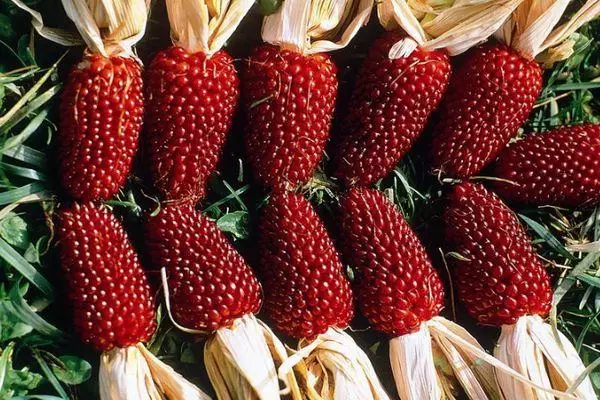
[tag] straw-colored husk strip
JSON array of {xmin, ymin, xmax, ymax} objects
[
  {"xmin": 278, "ymin": 328, "xmax": 390, "ymax": 400},
  {"xmin": 495, "ymin": 315, "xmax": 596, "ymax": 400},
  {"xmin": 166, "ymin": 0, "xmax": 254, "ymax": 55},
  {"xmin": 496, "ymin": 0, "xmax": 600, "ymax": 62},
  {"xmin": 261, "ymin": 0, "xmax": 374, "ymax": 54},
  {"xmin": 389, "ymin": 316, "xmax": 500, "ymax": 400},
  {"xmin": 378, "ymin": 0, "xmax": 522, "ymax": 57},
  {"xmin": 204, "ymin": 314, "xmax": 301, "ymax": 400},
  {"xmin": 99, "ymin": 344, "xmax": 211, "ymax": 400}
]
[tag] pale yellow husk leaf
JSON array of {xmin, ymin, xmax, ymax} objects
[
  {"xmin": 261, "ymin": 0, "xmax": 373, "ymax": 54},
  {"xmin": 494, "ymin": 315, "xmax": 596, "ymax": 400},
  {"xmin": 377, "ymin": 0, "xmax": 521, "ymax": 57},
  {"xmin": 166, "ymin": 0, "xmax": 254, "ymax": 55},
  {"xmin": 277, "ymin": 328, "xmax": 390, "ymax": 400},
  {"xmin": 99, "ymin": 344, "xmax": 211, "ymax": 400},
  {"xmin": 204, "ymin": 314, "xmax": 301, "ymax": 400},
  {"xmin": 496, "ymin": 0, "xmax": 600, "ymax": 62}
]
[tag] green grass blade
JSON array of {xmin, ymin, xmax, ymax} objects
[
  {"xmin": 549, "ymin": 81, "xmax": 600, "ymax": 91},
  {"xmin": 0, "ymin": 238, "xmax": 54, "ymax": 298},
  {"xmin": 519, "ymin": 214, "xmax": 575, "ymax": 260},
  {"xmin": 0, "ymin": 183, "xmax": 47, "ymax": 206},
  {"xmin": 2, "ymin": 108, "xmax": 50, "ymax": 152},
  {"xmin": 32, "ymin": 351, "xmax": 69, "ymax": 400},
  {"xmin": 0, "ymin": 162, "xmax": 47, "ymax": 181},
  {"xmin": 554, "ymin": 252, "xmax": 600, "ymax": 306},
  {"xmin": 0, "ymin": 286, "xmax": 62, "ymax": 337},
  {"xmin": 1, "ymin": 85, "xmax": 60, "ymax": 134},
  {"xmin": 3, "ymin": 145, "xmax": 47, "ymax": 168}
]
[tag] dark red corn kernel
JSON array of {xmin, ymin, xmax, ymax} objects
[
  {"xmin": 59, "ymin": 55, "xmax": 144, "ymax": 201},
  {"xmin": 257, "ymin": 191, "xmax": 353, "ymax": 339},
  {"xmin": 145, "ymin": 205, "xmax": 261, "ymax": 332},
  {"xmin": 335, "ymin": 32, "xmax": 451, "ymax": 186},
  {"xmin": 243, "ymin": 44, "xmax": 338, "ymax": 189},
  {"xmin": 492, "ymin": 124, "xmax": 600, "ymax": 207},
  {"xmin": 57, "ymin": 203, "xmax": 156, "ymax": 351},
  {"xmin": 145, "ymin": 47, "xmax": 239, "ymax": 204},
  {"xmin": 442, "ymin": 183, "xmax": 552, "ymax": 326},
  {"xmin": 339, "ymin": 188, "xmax": 444, "ymax": 337},
  {"xmin": 430, "ymin": 43, "xmax": 543, "ymax": 178}
]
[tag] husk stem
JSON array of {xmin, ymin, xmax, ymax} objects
[
  {"xmin": 261, "ymin": 0, "xmax": 373, "ymax": 54},
  {"xmin": 496, "ymin": 0, "xmax": 600, "ymax": 64},
  {"xmin": 494, "ymin": 315, "xmax": 596, "ymax": 400},
  {"xmin": 377, "ymin": 0, "xmax": 522, "ymax": 57},
  {"xmin": 166, "ymin": 0, "xmax": 254, "ymax": 56},
  {"xmin": 99, "ymin": 343, "xmax": 211, "ymax": 400},
  {"xmin": 278, "ymin": 327, "xmax": 390, "ymax": 400},
  {"xmin": 204, "ymin": 314, "xmax": 301, "ymax": 400}
]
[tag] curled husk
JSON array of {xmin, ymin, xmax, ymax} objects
[
  {"xmin": 11, "ymin": 0, "xmax": 148, "ymax": 57},
  {"xmin": 204, "ymin": 314, "xmax": 301, "ymax": 400},
  {"xmin": 166, "ymin": 0, "xmax": 254, "ymax": 55},
  {"xmin": 279, "ymin": 328, "xmax": 390, "ymax": 400},
  {"xmin": 495, "ymin": 315, "xmax": 595, "ymax": 400},
  {"xmin": 261, "ymin": 0, "xmax": 374, "ymax": 54},
  {"xmin": 99, "ymin": 343, "xmax": 211, "ymax": 400},
  {"xmin": 496, "ymin": 0, "xmax": 600, "ymax": 64},
  {"xmin": 377, "ymin": 0, "xmax": 522, "ymax": 57},
  {"xmin": 389, "ymin": 316, "xmax": 500, "ymax": 400}
]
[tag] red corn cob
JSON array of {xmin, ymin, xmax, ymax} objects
[
  {"xmin": 59, "ymin": 55, "xmax": 144, "ymax": 201},
  {"xmin": 144, "ymin": 47, "xmax": 239, "ymax": 204},
  {"xmin": 57, "ymin": 202, "xmax": 156, "ymax": 351},
  {"xmin": 334, "ymin": 32, "xmax": 451, "ymax": 186},
  {"xmin": 243, "ymin": 45, "xmax": 338, "ymax": 189},
  {"xmin": 339, "ymin": 187, "xmax": 444, "ymax": 336},
  {"xmin": 144, "ymin": 204, "xmax": 261, "ymax": 331},
  {"xmin": 442, "ymin": 183, "xmax": 552, "ymax": 326},
  {"xmin": 257, "ymin": 190, "xmax": 353, "ymax": 339},
  {"xmin": 429, "ymin": 43, "xmax": 542, "ymax": 178},
  {"xmin": 492, "ymin": 124, "xmax": 600, "ymax": 207}
]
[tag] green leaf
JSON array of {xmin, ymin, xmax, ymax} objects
[
  {"xmin": 549, "ymin": 81, "xmax": 600, "ymax": 91},
  {"xmin": 0, "ymin": 306, "xmax": 32, "ymax": 341},
  {"xmin": 0, "ymin": 213, "xmax": 28, "ymax": 249},
  {"xmin": 32, "ymin": 351, "xmax": 68, "ymax": 400},
  {"xmin": 257, "ymin": 0, "xmax": 282, "ymax": 15},
  {"xmin": 0, "ymin": 162, "xmax": 47, "ymax": 182},
  {"xmin": 23, "ymin": 244, "xmax": 38, "ymax": 265},
  {"xmin": 519, "ymin": 214, "xmax": 575, "ymax": 260},
  {"xmin": 0, "ymin": 14, "xmax": 16, "ymax": 40},
  {"xmin": 0, "ymin": 238, "xmax": 53, "ymax": 298},
  {"xmin": 16, "ymin": 36, "xmax": 34, "ymax": 66},
  {"xmin": 2, "ymin": 146, "xmax": 47, "ymax": 169},
  {"xmin": 0, "ymin": 183, "xmax": 47, "ymax": 206},
  {"xmin": 0, "ymin": 343, "xmax": 42, "ymax": 399},
  {"xmin": 216, "ymin": 211, "xmax": 249, "ymax": 239},
  {"xmin": 1, "ymin": 283, "xmax": 61, "ymax": 338},
  {"xmin": 50, "ymin": 356, "xmax": 91, "ymax": 385}
]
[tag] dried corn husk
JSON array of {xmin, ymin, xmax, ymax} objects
[
  {"xmin": 11, "ymin": 0, "xmax": 148, "ymax": 57},
  {"xmin": 99, "ymin": 344, "xmax": 211, "ymax": 400},
  {"xmin": 377, "ymin": 0, "xmax": 522, "ymax": 57},
  {"xmin": 278, "ymin": 328, "xmax": 390, "ymax": 400},
  {"xmin": 166, "ymin": 0, "xmax": 254, "ymax": 55},
  {"xmin": 261, "ymin": 0, "xmax": 374, "ymax": 54},
  {"xmin": 204, "ymin": 314, "xmax": 301, "ymax": 400},
  {"xmin": 495, "ymin": 315, "xmax": 596, "ymax": 400},
  {"xmin": 496, "ymin": 0, "xmax": 600, "ymax": 63}
]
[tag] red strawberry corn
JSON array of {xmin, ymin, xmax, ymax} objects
[
  {"xmin": 492, "ymin": 124, "xmax": 600, "ymax": 207},
  {"xmin": 340, "ymin": 188, "xmax": 499, "ymax": 399},
  {"xmin": 144, "ymin": 0, "xmax": 253, "ymax": 204},
  {"xmin": 443, "ymin": 183, "xmax": 595, "ymax": 398},
  {"xmin": 58, "ymin": 0, "xmax": 147, "ymax": 201},
  {"xmin": 333, "ymin": 0, "xmax": 521, "ymax": 186},
  {"xmin": 258, "ymin": 191, "xmax": 389, "ymax": 399},
  {"xmin": 243, "ymin": 0, "xmax": 372, "ymax": 190},
  {"xmin": 145, "ymin": 204, "xmax": 298, "ymax": 399},
  {"xmin": 57, "ymin": 203, "xmax": 207, "ymax": 400},
  {"xmin": 429, "ymin": 1, "xmax": 600, "ymax": 178}
]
